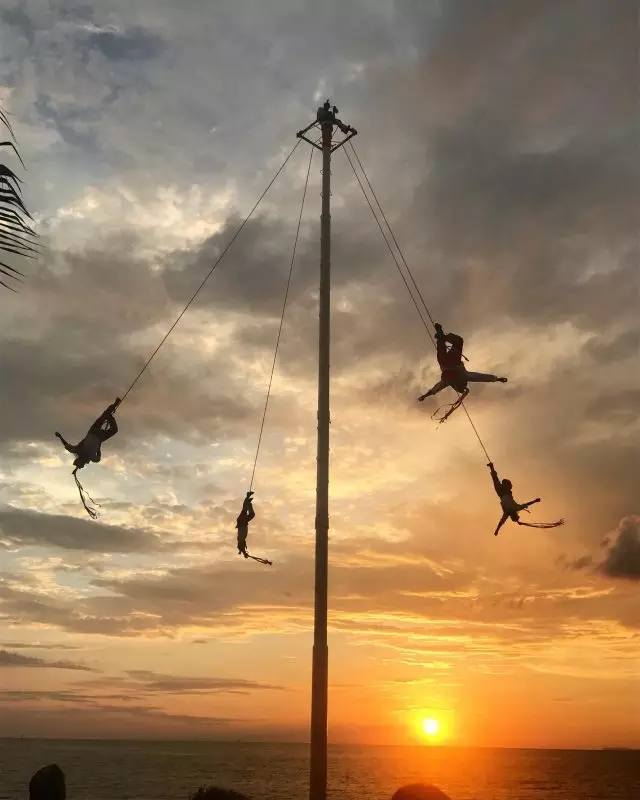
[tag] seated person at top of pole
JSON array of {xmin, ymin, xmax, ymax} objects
[
  {"xmin": 55, "ymin": 398, "xmax": 121, "ymax": 473},
  {"xmin": 316, "ymin": 99, "xmax": 355, "ymax": 134},
  {"xmin": 418, "ymin": 323, "xmax": 507, "ymax": 402}
]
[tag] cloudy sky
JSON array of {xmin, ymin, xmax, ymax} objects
[{"xmin": 0, "ymin": 0, "xmax": 638, "ymax": 748}]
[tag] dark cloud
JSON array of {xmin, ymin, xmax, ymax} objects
[
  {"xmin": 0, "ymin": 692, "xmax": 237, "ymax": 740},
  {"xmin": 0, "ymin": 234, "xmax": 270, "ymax": 451},
  {"xmin": 585, "ymin": 328, "xmax": 640, "ymax": 366},
  {"xmin": 87, "ymin": 27, "xmax": 166, "ymax": 62},
  {"xmin": 0, "ymin": 640, "xmax": 79, "ymax": 650},
  {"xmin": 599, "ymin": 516, "xmax": 640, "ymax": 581},
  {"xmin": 2, "ymin": 523, "xmax": 638, "ymax": 640},
  {"xmin": 0, "ymin": 689, "xmax": 138, "ymax": 703},
  {"xmin": 0, "ymin": 5, "xmax": 35, "ymax": 46},
  {"xmin": 568, "ymin": 555, "xmax": 594, "ymax": 572},
  {"xmin": 395, "ymin": 0, "xmax": 639, "ymax": 338},
  {"xmin": 585, "ymin": 390, "xmax": 640, "ymax": 423},
  {"xmin": 0, "ymin": 648, "xmax": 94, "ymax": 671},
  {"xmin": 115, "ymin": 669, "xmax": 286, "ymax": 694},
  {"xmin": 0, "ymin": 507, "xmax": 164, "ymax": 553}
]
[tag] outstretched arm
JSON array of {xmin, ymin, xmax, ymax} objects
[
  {"xmin": 98, "ymin": 397, "xmax": 121, "ymax": 422},
  {"xmin": 487, "ymin": 463, "xmax": 502, "ymax": 497},
  {"xmin": 519, "ymin": 498, "xmax": 541, "ymax": 510}
]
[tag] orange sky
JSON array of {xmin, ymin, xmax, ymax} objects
[{"xmin": 0, "ymin": 0, "xmax": 638, "ymax": 749}]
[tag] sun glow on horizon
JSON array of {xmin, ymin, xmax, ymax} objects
[{"xmin": 422, "ymin": 717, "xmax": 440, "ymax": 738}]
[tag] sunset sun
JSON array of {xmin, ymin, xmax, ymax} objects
[{"xmin": 422, "ymin": 718, "xmax": 440, "ymax": 737}]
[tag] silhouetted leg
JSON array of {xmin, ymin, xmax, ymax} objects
[
  {"xmin": 237, "ymin": 526, "xmax": 249, "ymax": 557},
  {"xmin": 55, "ymin": 432, "xmax": 79, "ymax": 455},
  {"xmin": 494, "ymin": 512, "xmax": 509, "ymax": 536},
  {"xmin": 419, "ymin": 379, "xmax": 448, "ymax": 401},
  {"xmin": 465, "ymin": 371, "xmax": 506, "ymax": 383}
]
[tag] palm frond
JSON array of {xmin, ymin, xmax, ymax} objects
[{"xmin": 0, "ymin": 112, "xmax": 38, "ymax": 291}]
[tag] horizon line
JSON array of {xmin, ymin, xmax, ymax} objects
[{"xmin": 0, "ymin": 737, "xmax": 636, "ymax": 752}]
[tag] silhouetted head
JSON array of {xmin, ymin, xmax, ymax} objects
[
  {"xmin": 501, "ymin": 478, "xmax": 512, "ymax": 491},
  {"xmin": 190, "ymin": 788, "xmax": 251, "ymax": 800},
  {"xmin": 29, "ymin": 764, "xmax": 66, "ymax": 800},
  {"xmin": 391, "ymin": 784, "xmax": 451, "ymax": 800}
]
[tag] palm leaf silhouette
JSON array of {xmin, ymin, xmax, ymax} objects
[{"xmin": 0, "ymin": 108, "xmax": 38, "ymax": 291}]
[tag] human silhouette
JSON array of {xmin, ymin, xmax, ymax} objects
[
  {"xmin": 190, "ymin": 787, "xmax": 251, "ymax": 800},
  {"xmin": 487, "ymin": 462, "xmax": 563, "ymax": 535},
  {"xmin": 56, "ymin": 398, "xmax": 121, "ymax": 472},
  {"xmin": 29, "ymin": 765, "xmax": 66, "ymax": 800},
  {"xmin": 419, "ymin": 323, "xmax": 506, "ymax": 403},
  {"xmin": 316, "ymin": 99, "xmax": 355, "ymax": 135},
  {"xmin": 391, "ymin": 784, "xmax": 451, "ymax": 800},
  {"xmin": 236, "ymin": 491, "xmax": 256, "ymax": 558},
  {"xmin": 235, "ymin": 491, "xmax": 272, "ymax": 566}
]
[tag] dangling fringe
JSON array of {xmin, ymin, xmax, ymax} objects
[
  {"xmin": 519, "ymin": 519, "xmax": 565, "ymax": 529},
  {"xmin": 73, "ymin": 470, "xmax": 100, "ymax": 519},
  {"xmin": 246, "ymin": 552, "xmax": 273, "ymax": 566},
  {"xmin": 432, "ymin": 394, "xmax": 466, "ymax": 425}
]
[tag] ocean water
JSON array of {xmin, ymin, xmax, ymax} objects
[{"xmin": 0, "ymin": 739, "xmax": 638, "ymax": 800}]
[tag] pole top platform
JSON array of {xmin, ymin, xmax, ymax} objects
[{"xmin": 296, "ymin": 100, "xmax": 357, "ymax": 152}]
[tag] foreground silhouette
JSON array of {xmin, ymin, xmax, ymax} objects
[
  {"xmin": 27, "ymin": 766, "xmax": 453, "ymax": 800},
  {"xmin": 0, "ymin": 105, "xmax": 39, "ymax": 291},
  {"xmin": 191, "ymin": 788, "xmax": 251, "ymax": 800},
  {"xmin": 392, "ymin": 785, "xmax": 451, "ymax": 800},
  {"xmin": 29, "ymin": 764, "xmax": 65, "ymax": 800}
]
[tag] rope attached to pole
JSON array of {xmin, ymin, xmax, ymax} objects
[
  {"xmin": 249, "ymin": 147, "xmax": 314, "ymax": 491},
  {"xmin": 348, "ymin": 143, "xmax": 437, "ymax": 329},
  {"xmin": 119, "ymin": 139, "xmax": 303, "ymax": 406},
  {"xmin": 344, "ymin": 143, "xmax": 493, "ymax": 463},
  {"xmin": 342, "ymin": 147, "xmax": 435, "ymax": 347}
]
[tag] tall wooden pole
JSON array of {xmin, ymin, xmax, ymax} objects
[
  {"xmin": 309, "ymin": 117, "xmax": 332, "ymax": 800},
  {"xmin": 296, "ymin": 102, "xmax": 356, "ymax": 800}
]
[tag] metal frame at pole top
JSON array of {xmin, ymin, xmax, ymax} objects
[{"xmin": 296, "ymin": 101, "xmax": 357, "ymax": 800}]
